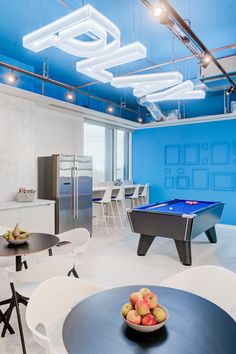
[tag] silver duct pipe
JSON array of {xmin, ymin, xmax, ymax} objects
[{"xmin": 137, "ymin": 96, "xmax": 165, "ymax": 121}]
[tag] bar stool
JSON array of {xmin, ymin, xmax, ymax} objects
[
  {"xmin": 125, "ymin": 184, "xmax": 141, "ymax": 208},
  {"xmin": 139, "ymin": 183, "xmax": 149, "ymax": 205},
  {"xmin": 111, "ymin": 186, "xmax": 126, "ymax": 227},
  {"xmin": 93, "ymin": 186, "xmax": 116, "ymax": 234}
]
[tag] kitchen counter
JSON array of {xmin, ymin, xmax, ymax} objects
[{"xmin": 0, "ymin": 199, "xmax": 55, "ymax": 211}]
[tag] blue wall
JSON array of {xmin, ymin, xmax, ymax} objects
[{"xmin": 132, "ymin": 119, "xmax": 236, "ymax": 225}]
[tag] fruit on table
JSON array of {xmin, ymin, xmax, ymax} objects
[
  {"xmin": 122, "ymin": 288, "xmax": 167, "ymax": 327},
  {"xmin": 129, "ymin": 291, "xmax": 143, "ymax": 306},
  {"xmin": 152, "ymin": 307, "xmax": 167, "ymax": 323},
  {"xmin": 136, "ymin": 299, "xmax": 150, "ymax": 316},
  {"xmin": 3, "ymin": 224, "xmax": 29, "ymax": 241},
  {"xmin": 144, "ymin": 291, "xmax": 158, "ymax": 309},
  {"xmin": 13, "ymin": 223, "xmax": 20, "ymax": 238},
  {"xmin": 126, "ymin": 310, "xmax": 141, "ymax": 325},
  {"xmin": 139, "ymin": 287, "xmax": 151, "ymax": 297},
  {"xmin": 141, "ymin": 313, "xmax": 157, "ymax": 326},
  {"xmin": 121, "ymin": 303, "xmax": 133, "ymax": 317}
]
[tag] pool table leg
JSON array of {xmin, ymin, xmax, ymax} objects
[
  {"xmin": 137, "ymin": 234, "xmax": 155, "ymax": 256},
  {"xmin": 205, "ymin": 226, "xmax": 217, "ymax": 243},
  {"xmin": 174, "ymin": 240, "xmax": 192, "ymax": 266}
]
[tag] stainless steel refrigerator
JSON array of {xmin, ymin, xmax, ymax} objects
[{"xmin": 38, "ymin": 154, "xmax": 92, "ymax": 234}]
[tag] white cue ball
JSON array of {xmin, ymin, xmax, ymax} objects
[{"xmin": 169, "ymin": 207, "xmax": 173, "ymax": 210}]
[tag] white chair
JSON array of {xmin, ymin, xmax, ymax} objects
[
  {"xmin": 160, "ymin": 265, "xmax": 236, "ymax": 320},
  {"xmin": 54, "ymin": 228, "xmax": 90, "ymax": 277},
  {"xmin": 125, "ymin": 184, "xmax": 141, "ymax": 208},
  {"xmin": 93, "ymin": 186, "xmax": 116, "ymax": 234},
  {"xmin": 2, "ymin": 255, "xmax": 77, "ymax": 352},
  {"xmin": 139, "ymin": 183, "xmax": 149, "ymax": 205},
  {"xmin": 26, "ymin": 276, "xmax": 105, "ymax": 354},
  {"xmin": 111, "ymin": 186, "xmax": 126, "ymax": 227}
]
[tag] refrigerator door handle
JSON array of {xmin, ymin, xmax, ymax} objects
[
  {"xmin": 76, "ymin": 167, "xmax": 79, "ymax": 219},
  {"xmin": 72, "ymin": 167, "xmax": 76, "ymax": 219}
]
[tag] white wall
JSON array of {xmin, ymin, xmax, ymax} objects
[
  {"xmin": 0, "ymin": 92, "xmax": 84, "ymax": 202},
  {"xmin": 35, "ymin": 106, "xmax": 83, "ymax": 156}
]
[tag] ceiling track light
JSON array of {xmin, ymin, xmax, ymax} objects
[
  {"xmin": 5, "ymin": 70, "xmax": 17, "ymax": 84},
  {"xmin": 65, "ymin": 91, "xmax": 75, "ymax": 102},
  {"xmin": 138, "ymin": 117, "xmax": 143, "ymax": 123},
  {"xmin": 106, "ymin": 104, "xmax": 114, "ymax": 113},
  {"xmin": 142, "ymin": 0, "xmax": 236, "ymax": 90},
  {"xmin": 226, "ymin": 86, "xmax": 236, "ymax": 96}
]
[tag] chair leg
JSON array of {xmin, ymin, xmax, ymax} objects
[
  {"xmin": 68, "ymin": 267, "xmax": 79, "ymax": 278},
  {"xmin": 110, "ymin": 202, "xmax": 117, "ymax": 228},
  {"xmin": 10, "ymin": 283, "xmax": 27, "ymax": 354},
  {"xmin": 116, "ymin": 200, "xmax": 123, "ymax": 228},
  {"xmin": 0, "ymin": 308, "xmax": 15, "ymax": 335},
  {"xmin": 101, "ymin": 203, "xmax": 108, "ymax": 234},
  {"xmin": 1, "ymin": 297, "xmax": 15, "ymax": 337}
]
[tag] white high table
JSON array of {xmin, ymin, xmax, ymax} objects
[
  {"xmin": 92, "ymin": 184, "xmax": 149, "ymax": 205},
  {"xmin": 93, "ymin": 184, "xmax": 146, "ymax": 192}
]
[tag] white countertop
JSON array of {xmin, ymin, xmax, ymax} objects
[
  {"xmin": 0, "ymin": 199, "xmax": 55, "ymax": 211},
  {"xmin": 93, "ymin": 184, "xmax": 146, "ymax": 192}
]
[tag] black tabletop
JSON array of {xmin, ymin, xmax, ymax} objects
[
  {"xmin": 63, "ymin": 285, "xmax": 236, "ymax": 354},
  {"xmin": 0, "ymin": 233, "xmax": 59, "ymax": 257}
]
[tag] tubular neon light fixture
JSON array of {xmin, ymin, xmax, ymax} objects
[
  {"xmin": 146, "ymin": 80, "xmax": 205, "ymax": 102},
  {"xmin": 23, "ymin": 4, "xmax": 147, "ymax": 83},
  {"xmin": 77, "ymin": 42, "xmax": 146, "ymax": 83},
  {"xmin": 111, "ymin": 71, "xmax": 183, "ymax": 97},
  {"xmin": 23, "ymin": 4, "xmax": 120, "ymax": 56}
]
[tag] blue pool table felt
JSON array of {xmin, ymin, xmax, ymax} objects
[{"xmin": 136, "ymin": 199, "xmax": 218, "ymax": 215}]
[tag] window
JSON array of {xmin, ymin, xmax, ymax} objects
[
  {"xmin": 115, "ymin": 130, "xmax": 129, "ymax": 181},
  {"xmin": 84, "ymin": 122, "xmax": 131, "ymax": 184}
]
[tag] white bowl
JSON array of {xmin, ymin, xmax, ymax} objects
[
  {"xmin": 122, "ymin": 305, "xmax": 169, "ymax": 333},
  {"xmin": 4, "ymin": 235, "xmax": 29, "ymax": 245}
]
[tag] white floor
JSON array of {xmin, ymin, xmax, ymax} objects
[{"xmin": 0, "ymin": 223, "xmax": 236, "ymax": 353}]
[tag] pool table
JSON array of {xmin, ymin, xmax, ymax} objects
[{"xmin": 127, "ymin": 199, "xmax": 225, "ymax": 266}]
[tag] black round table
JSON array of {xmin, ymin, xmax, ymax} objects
[
  {"xmin": 0, "ymin": 233, "xmax": 59, "ymax": 271},
  {"xmin": 63, "ymin": 285, "xmax": 236, "ymax": 354}
]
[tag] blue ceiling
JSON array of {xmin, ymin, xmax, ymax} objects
[{"xmin": 0, "ymin": 0, "xmax": 236, "ymax": 118}]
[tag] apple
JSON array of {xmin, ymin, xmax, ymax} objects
[
  {"xmin": 139, "ymin": 288, "xmax": 151, "ymax": 297},
  {"xmin": 121, "ymin": 303, "xmax": 133, "ymax": 317},
  {"xmin": 141, "ymin": 313, "xmax": 157, "ymax": 326},
  {"xmin": 126, "ymin": 310, "xmax": 142, "ymax": 325},
  {"xmin": 152, "ymin": 307, "xmax": 167, "ymax": 323},
  {"xmin": 144, "ymin": 291, "xmax": 158, "ymax": 309},
  {"xmin": 136, "ymin": 299, "xmax": 150, "ymax": 316},
  {"xmin": 129, "ymin": 291, "xmax": 143, "ymax": 306}
]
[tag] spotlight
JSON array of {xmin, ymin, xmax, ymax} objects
[
  {"xmin": 107, "ymin": 105, "xmax": 114, "ymax": 113},
  {"xmin": 138, "ymin": 117, "xmax": 143, "ymax": 123},
  {"xmin": 5, "ymin": 72, "xmax": 17, "ymax": 84},
  {"xmin": 154, "ymin": 6, "xmax": 162, "ymax": 17},
  {"xmin": 201, "ymin": 53, "xmax": 212, "ymax": 68},
  {"xmin": 226, "ymin": 86, "xmax": 236, "ymax": 96},
  {"xmin": 65, "ymin": 91, "xmax": 75, "ymax": 102}
]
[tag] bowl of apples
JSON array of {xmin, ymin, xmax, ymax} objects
[
  {"xmin": 121, "ymin": 288, "xmax": 168, "ymax": 333},
  {"xmin": 3, "ymin": 224, "xmax": 29, "ymax": 245}
]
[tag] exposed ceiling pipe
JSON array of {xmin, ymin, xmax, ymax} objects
[
  {"xmin": 137, "ymin": 97, "xmax": 165, "ymax": 122},
  {"xmin": 0, "ymin": 61, "xmax": 137, "ymax": 113}
]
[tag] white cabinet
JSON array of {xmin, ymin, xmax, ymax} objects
[
  {"xmin": 0, "ymin": 208, "xmax": 19, "ymax": 227},
  {"xmin": 0, "ymin": 201, "xmax": 55, "ymax": 234},
  {"xmin": 19, "ymin": 204, "xmax": 55, "ymax": 234}
]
